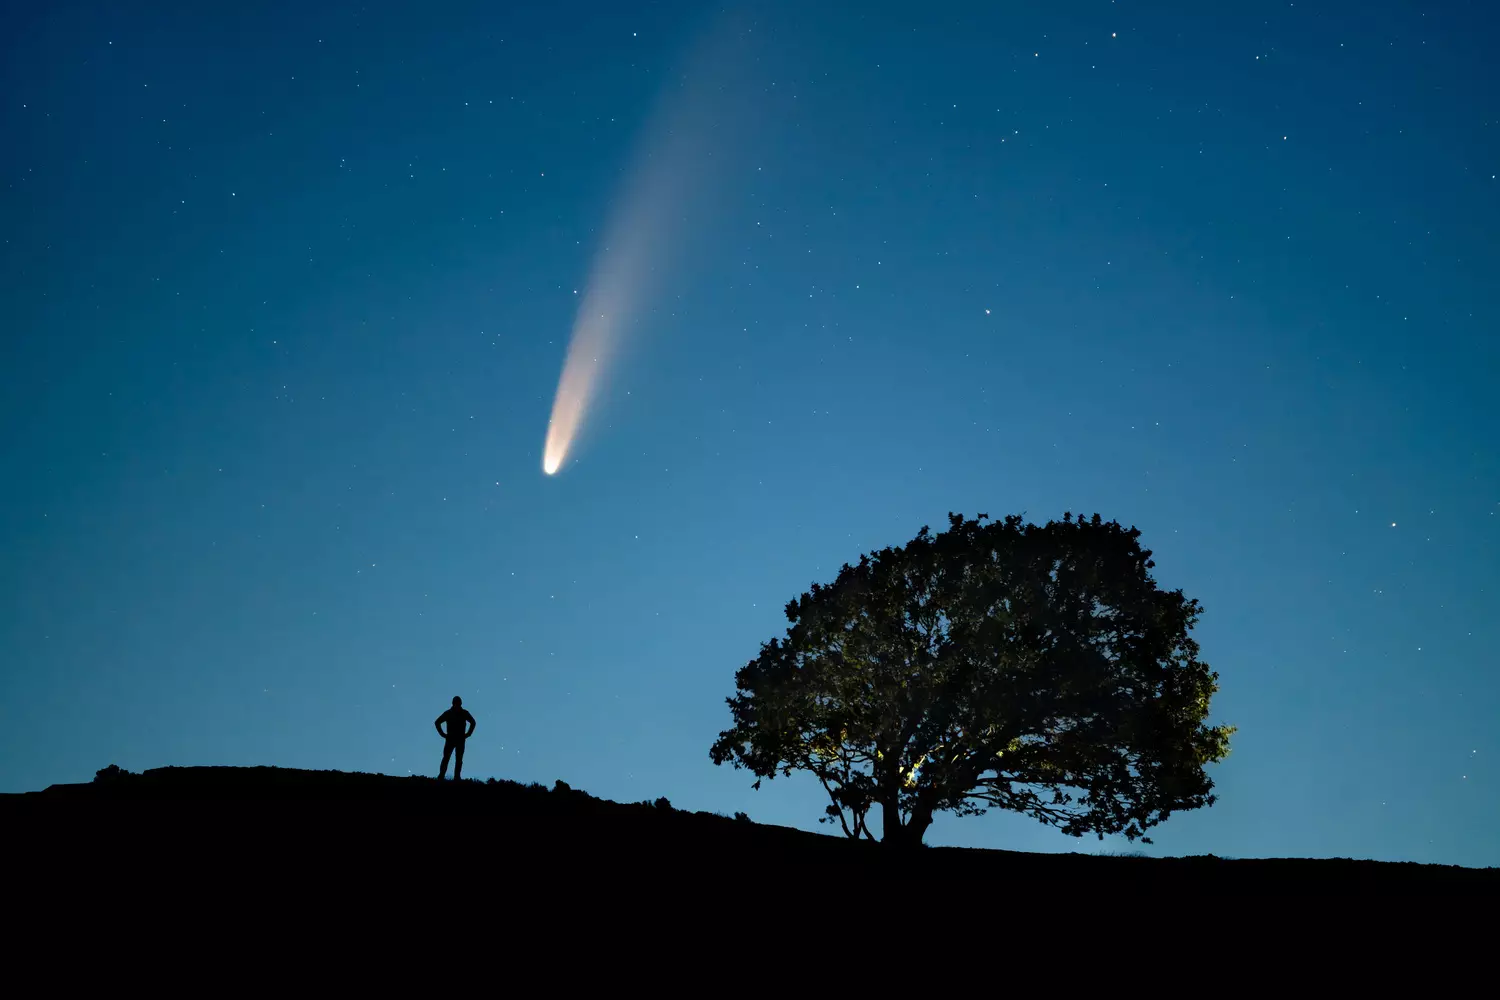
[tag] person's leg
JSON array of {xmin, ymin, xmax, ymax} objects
[
  {"xmin": 453, "ymin": 740, "xmax": 465, "ymax": 781},
  {"xmin": 440, "ymin": 741, "xmax": 453, "ymax": 779}
]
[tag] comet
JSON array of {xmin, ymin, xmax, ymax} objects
[
  {"xmin": 541, "ymin": 218, "xmax": 656, "ymax": 476},
  {"xmin": 541, "ymin": 16, "xmax": 755, "ymax": 475}
]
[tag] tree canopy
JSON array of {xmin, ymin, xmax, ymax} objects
[{"xmin": 709, "ymin": 513, "xmax": 1234, "ymax": 847}]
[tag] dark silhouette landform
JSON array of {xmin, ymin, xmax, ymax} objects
[{"xmin": 5, "ymin": 764, "xmax": 1493, "ymax": 887}]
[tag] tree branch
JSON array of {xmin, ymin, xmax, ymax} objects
[{"xmin": 816, "ymin": 772, "xmax": 855, "ymax": 838}]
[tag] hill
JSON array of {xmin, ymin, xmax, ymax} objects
[{"xmin": 6, "ymin": 764, "xmax": 1493, "ymax": 888}]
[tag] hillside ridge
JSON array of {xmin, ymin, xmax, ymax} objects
[{"xmin": 7, "ymin": 764, "xmax": 1493, "ymax": 886}]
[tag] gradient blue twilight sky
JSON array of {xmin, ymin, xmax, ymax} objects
[{"xmin": 2, "ymin": 1, "xmax": 1496, "ymax": 867}]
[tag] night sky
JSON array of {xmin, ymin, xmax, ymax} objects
[{"xmin": 3, "ymin": 1, "xmax": 1496, "ymax": 867}]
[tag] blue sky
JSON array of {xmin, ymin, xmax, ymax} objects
[{"xmin": 2, "ymin": 1, "xmax": 1496, "ymax": 867}]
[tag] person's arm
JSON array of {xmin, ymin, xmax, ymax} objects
[
  {"xmin": 464, "ymin": 712, "xmax": 476, "ymax": 738},
  {"xmin": 435, "ymin": 714, "xmax": 447, "ymax": 738}
]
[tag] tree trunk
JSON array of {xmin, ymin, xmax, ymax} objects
[{"xmin": 880, "ymin": 800, "xmax": 934, "ymax": 849}]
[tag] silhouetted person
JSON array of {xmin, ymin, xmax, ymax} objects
[{"xmin": 435, "ymin": 696, "xmax": 476, "ymax": 780}]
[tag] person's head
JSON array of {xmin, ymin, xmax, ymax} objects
[{"xmin": 452, "ymin": 696, "xmax": 462, "ymax": 707}]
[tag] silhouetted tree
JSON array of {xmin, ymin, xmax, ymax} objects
[{"xmin": 710, "ymin": 513, "xmax": 1234, "ymax": 848}]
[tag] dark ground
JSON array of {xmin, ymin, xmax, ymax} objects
[{"xmin": 5, "ymin": 765, "xmax": 1493, "ymax": 890}]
